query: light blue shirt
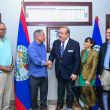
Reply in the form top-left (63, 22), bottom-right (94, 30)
top-left (0, 36), bottom-right (12, 72)
top-left (104, 41), bottom-right (110, 69)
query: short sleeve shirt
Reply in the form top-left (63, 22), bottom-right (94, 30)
top-left (0, 36), bottom-right (12, 72)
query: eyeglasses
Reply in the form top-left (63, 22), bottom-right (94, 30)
top-left (106, 32), bottom-right (110, 34)
top-left (0, 28), bottom-right (7, 31)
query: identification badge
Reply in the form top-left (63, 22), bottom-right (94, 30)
top-left (68, 50), bottom-right (73, 52)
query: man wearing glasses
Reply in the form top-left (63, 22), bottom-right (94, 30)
top-left (97, 27), bottom-right (110, 110)
top-left (0, 22), bottom-right (14, 110)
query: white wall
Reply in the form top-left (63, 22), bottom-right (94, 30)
top-left (0, 0), bottom-right (110, 100)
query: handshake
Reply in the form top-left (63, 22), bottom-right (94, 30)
top-left (44, 60), bottom-right (53, 68)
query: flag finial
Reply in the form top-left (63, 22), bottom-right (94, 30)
top-left (23, 0), bottom-right (24, 9)
top-left (21, 0), bottom-right (24, 13)
top-left (95, 16), bottom-right (98, 18)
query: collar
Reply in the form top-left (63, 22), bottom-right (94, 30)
top-left (34, 40), bottom-right (41, 46)
top-left (61, 37), bottom-right (69, 44)
top-left (85, 50), bottom-right (90, 53)
top-left (107, 41), bottom-right (110, 45)
top-left (4, 36), bottom-right (7, 40)
top-left (84, 49), bottom-right (93, 53)
top-left (0, 36), bottom-right (7, 42)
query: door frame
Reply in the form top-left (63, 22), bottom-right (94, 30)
top-left (0, 13), bottom-right (1, 22)
top-left (106, 14), bottom-right (110, 30)
top-left (106, 14), bottom-right (110, 41)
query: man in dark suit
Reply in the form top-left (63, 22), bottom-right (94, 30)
top-left (48, 27), bottom-right (80, 110)
top-left (97, 27), bottom-right (110, 110)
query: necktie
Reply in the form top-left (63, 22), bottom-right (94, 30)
top-left (60, 42), bottom-right (65, 57)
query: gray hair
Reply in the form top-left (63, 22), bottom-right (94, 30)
top-left (33, 29), bottom-right (43, 39)
top-left (60, 26), bottom-right (70, 35)
top-left (0, 22), bottom-right (5, 25)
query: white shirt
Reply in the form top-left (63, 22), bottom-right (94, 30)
top-left (60, 37), bottom-right (69, 50)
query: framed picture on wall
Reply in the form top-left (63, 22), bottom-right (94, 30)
top-left (46, 26), bottom-right (61, 53)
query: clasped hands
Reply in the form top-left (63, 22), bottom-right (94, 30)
top-left (2, 65), bottom-right (14, 74)
top-left (47, 60), bottom-right (53, 68)
top-left (44, 60), bottom-right (52, 68)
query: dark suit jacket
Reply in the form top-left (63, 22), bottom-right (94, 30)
top-left (97, 42), bottom-right (110, 75)
top-left (49, 38), bottom-right (80, 79)
top-left (97, 42), bottom-right (110, 110)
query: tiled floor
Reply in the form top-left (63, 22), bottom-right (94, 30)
top-left (9, 105), bottom-right (68, 110)
top-left (9, 103), bottom-right (67, 110)
top-left (9, 100), bottom-right (83, 110)
top-left (48, 105), bottom-right (67, 110)
top-left (9, 100), bottom-right (67, 110)
top-left (9, 100), bottom-right (101, 110)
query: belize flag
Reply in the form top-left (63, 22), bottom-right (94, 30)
top-left (91, 17), bottom-right (102, 110)
top-left (92, 17), bottom-right (102, 52)
top-left (14, 6), bottom-right (32, 110)
top-left (92, 16), bottom-right (102, 85)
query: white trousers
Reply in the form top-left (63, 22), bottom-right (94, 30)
top-left (0, 72), bottom-right (12, 110)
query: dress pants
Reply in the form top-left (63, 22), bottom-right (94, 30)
top-left (57, 73), bottom-right (76, 108)
top-left (102, 92), bottom-right (108, 110)
top-left (0, 72), bottom-right (12, 110)
top-left (101, 69), bottom-right (110, 110)
top-left (101, 69), bottom-right (110, 91)
top-left (29, 76), bottom-right (48, 110)
top-left (108, 90), bottom-right (110, 110)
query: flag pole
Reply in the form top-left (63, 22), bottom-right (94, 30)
top-left (23, 0), bottom-right (24, 9)
top-left (21, 0), bottom-right (24, 13)
top-left (95, 16), bottom-right (99, 28)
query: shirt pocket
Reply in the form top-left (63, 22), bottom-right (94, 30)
top-left (68, 51), bottom-right (74, 57)
top-left (6, 45), bottom-right (12, 54)
top-left (4, 43), bottom-right (12, 61)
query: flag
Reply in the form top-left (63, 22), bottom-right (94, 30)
top-left (92, 17), bottom-right (102, 51)
top-left (14, 6), bottom-right (32, 110)
top-left (92, 16), bottom-right (102, 85)
top-left (91, 17), bottom-right (102, 110)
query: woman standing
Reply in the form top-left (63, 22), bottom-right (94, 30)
top-left (78, 37), bottom-right (99, 110)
